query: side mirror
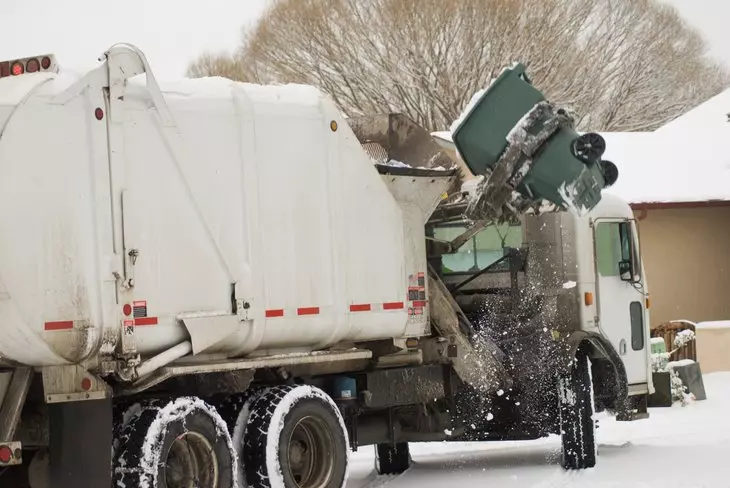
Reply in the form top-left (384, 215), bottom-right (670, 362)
top-left (618, 221), bottom-right (641, 283)
top-left (619, 260), bottom-right (634, 282)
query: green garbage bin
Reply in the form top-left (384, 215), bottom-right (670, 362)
top-left (452, 63), bottom-right (617, 220)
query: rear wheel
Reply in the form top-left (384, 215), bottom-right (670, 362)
top-left (113, 396), bottom-right (236, 487)
top-left (243, 385), bottom-right (349, 488)
top-left (214, 387), bottom-right (269, 486)
top-left (375, 442), bottom-right (411, 475)
top-left (558, 351), bottom-right (597, 470)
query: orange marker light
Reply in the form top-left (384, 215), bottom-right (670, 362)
top-left (584, 292), bottom-right (594, 306)
top-left (645, 296), bottom-right (651, 310)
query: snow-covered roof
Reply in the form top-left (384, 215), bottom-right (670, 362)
top-left (433, 89), bottom-right (730, 205)
top-left (602, 89), bottom-right (730, 205)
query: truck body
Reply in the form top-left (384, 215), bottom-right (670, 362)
top-left (0, 45), bottom-right (651, 488)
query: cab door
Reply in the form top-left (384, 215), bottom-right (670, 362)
top-left (593, 218), bottom-right (650, 387)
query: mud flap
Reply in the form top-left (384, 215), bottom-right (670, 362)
top-left (49, 398), bottom-right (112, 488)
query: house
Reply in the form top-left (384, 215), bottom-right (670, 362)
top-left (601, 89), bottom-right (730, 328)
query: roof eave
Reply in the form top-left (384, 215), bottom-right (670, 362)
top-left (630, 199), bottom-right (730, 210)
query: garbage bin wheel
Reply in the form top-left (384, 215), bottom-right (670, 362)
top-left (571, 133), bottom-right (606, 164)
top-left (599, 160), bottom-right (619, 187)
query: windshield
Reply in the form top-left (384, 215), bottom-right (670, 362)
top-left (433, 222), bottom-right (522, 274)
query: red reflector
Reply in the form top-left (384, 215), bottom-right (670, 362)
top-left (44, 321), bottom-right (74, 331)
top-left (41, 56), bottom-right (51, 70)
top-left (95, 108), bottom-right (104, 120)
top-left (134, 317), bottom-right (158, 326)
top-left (11, 62), bottom-right (24, 76)
top-left (26, 58), bottom-right (40, 73)
top-left (0, 445), bottom-right (12, 464)
top-left (122, 304), bottom-right (132, 316)
top-left (81, 377), bottom-right (92, 391)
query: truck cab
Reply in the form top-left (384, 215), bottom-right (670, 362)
top-left (430, 187), bottom-right (653, 421)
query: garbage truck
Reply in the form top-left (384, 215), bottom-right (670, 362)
top-left (0, 44), bottom-right (652, 488)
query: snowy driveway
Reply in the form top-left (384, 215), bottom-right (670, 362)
top-left (347, 372), bottom-right (730, 488)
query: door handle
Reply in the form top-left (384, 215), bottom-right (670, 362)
top-left (619, 339), bottom-right (627, 356)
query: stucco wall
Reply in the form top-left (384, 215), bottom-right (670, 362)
top-left (634, 205), bottom-right (730, 328)
top-left (695, 327), bottom-right (730, 373)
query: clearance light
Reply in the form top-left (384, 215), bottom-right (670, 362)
top-left (646, 295), bottom-right (651, 310)
top-left (584, 292), bottom-right (594, 306)
top-left (26, 58), bottom-right (40, 73)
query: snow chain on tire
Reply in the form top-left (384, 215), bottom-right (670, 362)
top-left (113, 396), bottom-right (237, 488)
top-left (558, 351), bottom-right (597, 470)
top-left (214, 387), bottom-right (271, 487)
top-left (243, 385), bottom-right (350, 488)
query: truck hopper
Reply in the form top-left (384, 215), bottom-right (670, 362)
top-left (349, 113), bottom-right (509, 393)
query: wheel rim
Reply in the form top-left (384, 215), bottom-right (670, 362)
top-left (164, 431), bottom-right (219, 488)
top-left (286, 415), bottom-right (335, 488)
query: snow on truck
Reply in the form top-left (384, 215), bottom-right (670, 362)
top-left (0, 44), bottom-right (653, 488)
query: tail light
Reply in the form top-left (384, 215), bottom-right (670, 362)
top-left (11, 62), bottom-right (24, 76)
top-left (0, 442), bottom-right (21, 466)
top-left (0, 54), bottom-right (57, 79)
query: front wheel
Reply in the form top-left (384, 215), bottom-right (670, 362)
top-left (558, 351), bottom-right (597, 469)
top-left (243, 385), bottom-right (350, 488)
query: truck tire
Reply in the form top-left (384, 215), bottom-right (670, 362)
top-left (113, 396), bottom-right (237, 488)
top-left (558, 351), bottom-right (597, 470)
top-left (375, 442), bottom-right (411, 475)
top-left (214, 387), bottom-right (269, 486)
top-left (112, 398), bottom-right (167, 460)
top-left (243, 385), bottom-right (350, 488)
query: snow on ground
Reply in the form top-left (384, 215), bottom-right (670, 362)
top-left (347, 372), bottom-right (730, 488)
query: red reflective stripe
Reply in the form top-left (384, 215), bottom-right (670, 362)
top-left (297, 307), bottom-right (320, 316)
top-left (44, 321), bottom-right (73, 331)
top-left (349, 304), bottom-right (371, 312)
top-left (134, 317), bottom-right (158, 326)
top-left (412, 300), bottom-right (427, 308)
top-left (383, 302), bottom-right (404, 310)
top-left (266, 309), bottom-right (284, 318)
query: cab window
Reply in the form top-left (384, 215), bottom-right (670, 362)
top-left (595, 221), bottom-right (640, 279)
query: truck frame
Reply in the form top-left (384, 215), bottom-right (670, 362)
top-left (0, 44), bottom-right (651, 488)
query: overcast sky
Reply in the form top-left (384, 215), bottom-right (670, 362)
top-left (661, 0), bottom-right (730, 67)
top-left (0, 0), bottom-right (268, 78)
top-left (0, 0), bottom-right (728, 79)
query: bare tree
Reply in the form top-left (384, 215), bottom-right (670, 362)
top-left (188, 0), bottom-right (729, 132)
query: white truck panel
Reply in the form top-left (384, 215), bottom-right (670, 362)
top-left (0, 67), bottom-right (450, 366)
top-left (0, 84), bottom-right (113, 365)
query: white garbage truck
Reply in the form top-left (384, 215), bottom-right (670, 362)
top-left (0, 44), bottom-right (652, 488)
